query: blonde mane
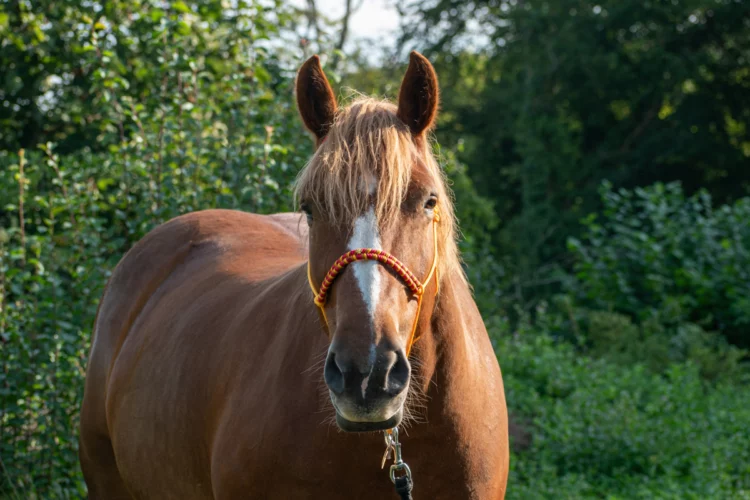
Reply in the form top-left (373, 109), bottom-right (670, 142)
top-left (294, 96), bottom-right (465, 285)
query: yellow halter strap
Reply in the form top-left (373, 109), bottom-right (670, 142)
top-left (307, 208), bottom-right (440, 356)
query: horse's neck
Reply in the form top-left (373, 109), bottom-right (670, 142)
top-left (416, 272), bottom-right (504, 431)
top-left (406, 273), bottom-right (509, 498)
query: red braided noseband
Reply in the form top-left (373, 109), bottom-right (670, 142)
top-left (306, 208), bottom-right (440, 354)
top-left (313, 249), bottom-right (422, 308)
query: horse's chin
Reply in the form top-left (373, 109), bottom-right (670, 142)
top-left (335, 409), bottom-right (403, 433)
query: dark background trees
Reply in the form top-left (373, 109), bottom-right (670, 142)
top-left (399, 0), bottom-right (750, 307)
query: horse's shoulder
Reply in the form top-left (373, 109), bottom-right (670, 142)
top-left (90, 210), bottom-right (305, 368)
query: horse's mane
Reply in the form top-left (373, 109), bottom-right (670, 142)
top-left (294, 96), bottom-right (465, 286)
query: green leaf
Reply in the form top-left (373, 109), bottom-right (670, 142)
top-left (175, 21), bottom-right (191, 35)
top-left (173, 1), bottom-right (191, 13)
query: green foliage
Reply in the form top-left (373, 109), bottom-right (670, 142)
top-left (568, 182), bottom-right (750, 345)
top-left (1, 149), bottom-right (102, 498)
top-left (570, 308), bottom-right (747, 383)
top-left (559, 182), bottom-right (749, 380)
top-left (0, 0), bottom-right (301, 154)
top-left (492, 315), bottom-right (750, 499)
top-left (402, 0), bottom-right (750, 302)
top-left (0, 1), bottom-right (308, 496)
top-left (438, 147), bottom-right (508, 309)
top-left (486, 181), bottom-right (750, 495)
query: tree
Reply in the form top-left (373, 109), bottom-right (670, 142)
top-left (399, 0), bottom-right (750, 305)
top-left (0, 0), bottom-right (300, 153)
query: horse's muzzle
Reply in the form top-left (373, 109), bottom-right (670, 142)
top-left (324, 347), bottom-right (409, 432)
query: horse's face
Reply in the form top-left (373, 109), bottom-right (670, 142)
top-left (304, 166), bottom-right (439, 432)
top-left (296, 53), bottom-right (441, 432)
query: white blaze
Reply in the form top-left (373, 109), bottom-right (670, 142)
top-left (348, 183), bottom-right (380, 398)
top-left (347, 207), bottom-right (382, 320)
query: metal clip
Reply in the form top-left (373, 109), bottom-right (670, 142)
top-left (382, 427), bottom-right (412, 484)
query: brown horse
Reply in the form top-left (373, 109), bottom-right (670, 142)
top-left (79, 52), bottom-right (509, 499)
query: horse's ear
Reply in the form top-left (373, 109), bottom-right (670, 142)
top-left (397, 51), bottom-right (439, 137)
top-left (296, 55), bottom-right (338, 142)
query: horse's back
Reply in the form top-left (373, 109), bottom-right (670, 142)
top-left (79, 209), bottom-right (308, 499)
top-left (86, 209), bottom-right (306, 386)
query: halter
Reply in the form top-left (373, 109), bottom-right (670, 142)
top-left (306, 207), bottom-right (440, 356)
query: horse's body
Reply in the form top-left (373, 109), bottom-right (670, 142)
top-left (80, 53), bottom-right (509, 499)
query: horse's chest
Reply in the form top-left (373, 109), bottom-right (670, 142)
top-left (215, 424), bottom-right (497, 500)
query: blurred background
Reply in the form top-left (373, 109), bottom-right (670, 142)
top-left (1, 0), bottom-right (749, 497)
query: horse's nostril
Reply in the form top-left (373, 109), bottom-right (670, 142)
top-left (324, 353), bottom-right (345, 395)
top-left (324, 348), bottom-right (409, 400)
top-left (385, 350), bottom-right (409, 396)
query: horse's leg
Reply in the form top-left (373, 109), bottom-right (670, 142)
top-left (79, 352), bottom-right (132, 499)
top-left (79, 430), bottom-right (132, 499)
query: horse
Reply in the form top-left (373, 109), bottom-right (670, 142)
top-left (79, 51), bottom-right (509, 499)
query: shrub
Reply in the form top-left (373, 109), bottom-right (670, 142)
top-left (0, 1), bottom-right (306, 496)
top-left (492, 314), bottom-right (750, 499)
top-left (562, 182), bottom-right (750, 380)
top-left (439, 148), bottom-right (511, 316)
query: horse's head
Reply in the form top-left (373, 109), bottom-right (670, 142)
top-left (295, 52), bottom-right (459, 432)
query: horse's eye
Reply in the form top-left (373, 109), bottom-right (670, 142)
top-left (424, 196), bottom-right (438, 211)
top-left (301, 203), bottom-right (313, 225)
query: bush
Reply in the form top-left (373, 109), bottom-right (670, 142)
top-left (492, 314), bottom-right (750, 499)
top-left (438, 147), bottom-right (511, 316)
top-left (0, 1), bottom-right (306, 496)
top-left (561, 182), bottom-right (749, 381)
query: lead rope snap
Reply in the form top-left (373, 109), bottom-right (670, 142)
top-left (382, 428), bottom-right (413, 499)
